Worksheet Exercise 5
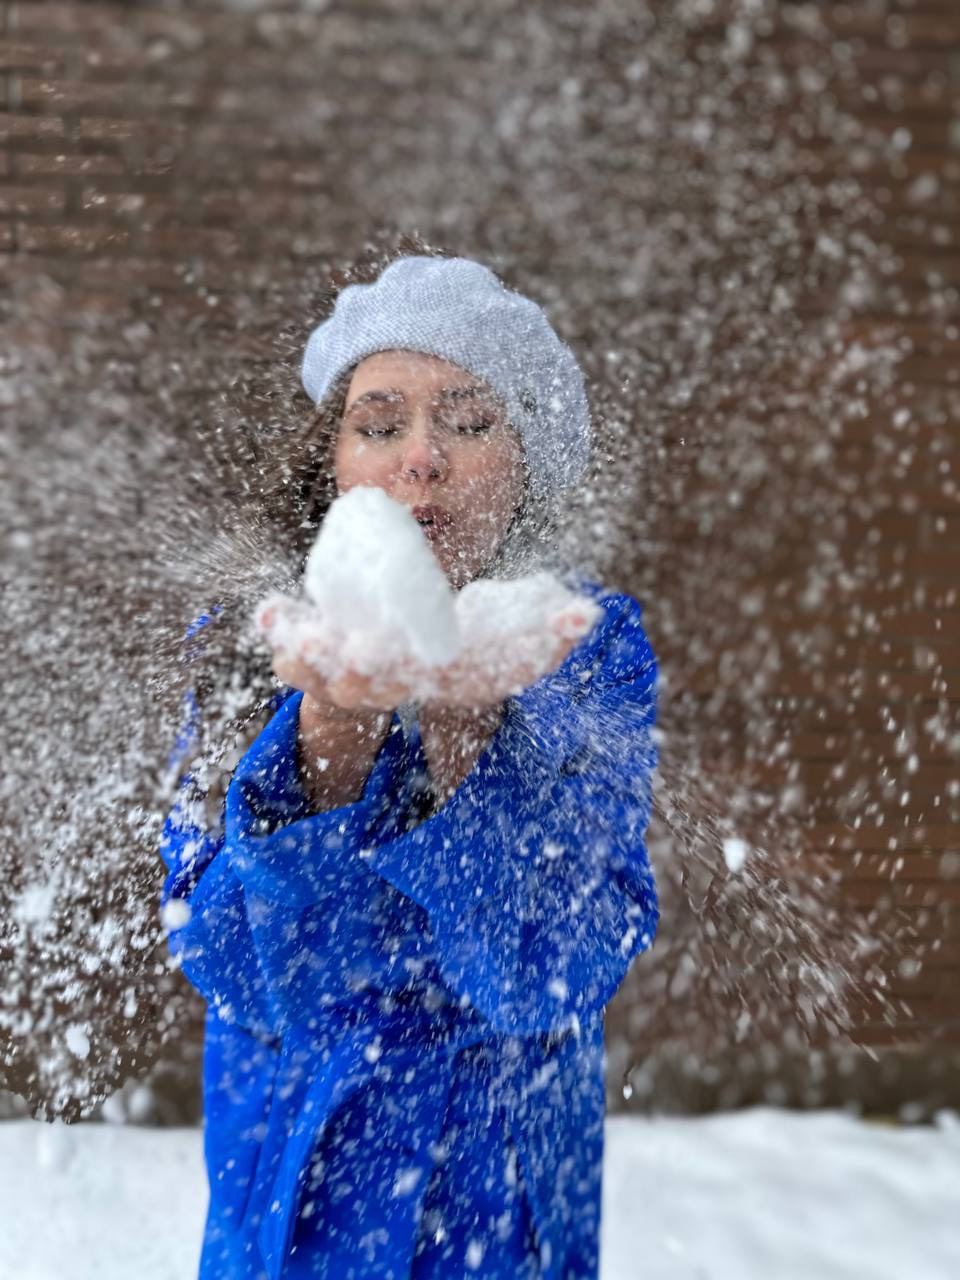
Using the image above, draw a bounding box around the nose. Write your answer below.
[400,422,448,483]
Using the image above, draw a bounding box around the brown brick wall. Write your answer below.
[2,0,958,1118]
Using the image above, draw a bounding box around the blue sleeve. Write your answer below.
[221,591,659,1038]
[158,608,287,1038]
[369,591,660,1035]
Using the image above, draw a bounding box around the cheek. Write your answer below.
[334,437,388,488]
[454,444,523,530]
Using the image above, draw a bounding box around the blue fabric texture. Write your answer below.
[160,580,659,1279]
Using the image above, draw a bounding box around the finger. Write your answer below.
[261,594,328,636]
[551,600,602,641]
[256,592,304,641]
[299,630,336,679]
[272,653,334,705]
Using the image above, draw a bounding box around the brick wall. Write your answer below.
[2,0,958,1117]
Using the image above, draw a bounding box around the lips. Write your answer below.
[412,505,452,535]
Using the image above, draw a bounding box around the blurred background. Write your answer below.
[1,0,958,1142]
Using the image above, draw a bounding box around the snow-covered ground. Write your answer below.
[4,1107,959,1279]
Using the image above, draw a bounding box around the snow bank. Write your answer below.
[3,1108,958,1279]
[602,1107,960,1280]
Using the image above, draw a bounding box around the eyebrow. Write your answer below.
[344,386,488,416]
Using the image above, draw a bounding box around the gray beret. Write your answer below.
[300,254,592,498]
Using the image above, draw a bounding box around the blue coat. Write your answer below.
[160,578,659,1280]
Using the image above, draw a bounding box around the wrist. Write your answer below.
[300,691,388,736]
[297,693,390,809]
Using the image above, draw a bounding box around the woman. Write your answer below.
[160,252,660,1279]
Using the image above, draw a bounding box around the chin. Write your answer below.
[440,556,475,592]
[431,534,495,591]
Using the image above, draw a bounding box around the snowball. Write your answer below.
[392,1167,423,1197]
[12,878,57,928]
[64,1024,90,1060]
[723,837,750,873]
[465,1240,486,1270]
[160,899,192,932]
[906,172,939,205]
[302,486,458,671]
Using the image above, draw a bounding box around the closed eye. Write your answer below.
[356,418,494,438]
[356,424,400,438]
[452,416,494,435]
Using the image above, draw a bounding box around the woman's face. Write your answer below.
[333,349,528,589]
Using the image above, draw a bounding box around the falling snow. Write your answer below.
[1,0,954,1146]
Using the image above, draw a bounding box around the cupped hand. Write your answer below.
[419,597,597,708]
[257,597,415,716]
[256,593,600,713]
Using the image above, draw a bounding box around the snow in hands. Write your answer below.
[254,486,602,705]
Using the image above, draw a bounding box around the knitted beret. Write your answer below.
[300,254,592,498]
